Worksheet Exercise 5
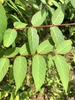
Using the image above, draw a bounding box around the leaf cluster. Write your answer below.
[0,0,75,99]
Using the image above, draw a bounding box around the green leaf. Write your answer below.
[46,5,54,15]
[10,93,14,100]
[52,5,64,24]
[9,14,20,22]
[65,0,69,4]
[14,22,27,29]
[13,56,27,92]
[28,28,39,54]
[55,40,72,54]
[52,0,59,7]
[19,43,30,55]
[71,0,75,8]
[41,0,46,4]
[0,0,4,4]
[50,26,64,46]
[37,39,53,54]
[53,55,69,93]
[3,29,17,47]
[31,9,46,26]
[32,55,46,91]
[0,92,8,99]
[4,47,19,57]
[0,58,10,82]
[0,3,7,42]
[60,0,64,4]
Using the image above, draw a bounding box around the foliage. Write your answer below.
[0,0,75,99]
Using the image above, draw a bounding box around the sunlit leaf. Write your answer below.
[55,40,72,54]
[32,55,46,91]
[0,0,4,3]
[10,93,14,100]
[37,39,53,54]
[31,9,46,26]
[15,94,19,100]
[41,0,46,4]
[71,0,75,8]
[52,0,59,7]
[0,3,7,42]
[52,5,64,24]
[19,43,30,55]
[14,22,27,29]
[13,56,27,92]
[0,58,10,82]
[53,55,69,93]
[28,28,39,54]
[50,26,64,46]
[3,29,17,47]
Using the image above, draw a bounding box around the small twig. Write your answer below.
[6,53,48,59]
[13,23,75,30]
[5,52,75,59]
